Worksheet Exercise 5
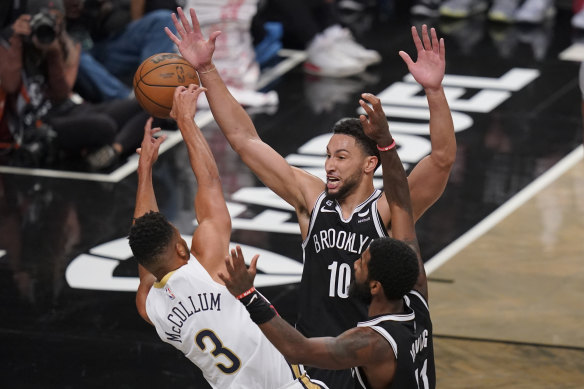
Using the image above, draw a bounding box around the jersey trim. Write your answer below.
[153,270,177,289]
[301,191,327,250]
[408,290,430,312]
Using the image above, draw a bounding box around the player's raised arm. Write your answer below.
[133,118,167,324]
[169,84,231,278]
[399,25,456,222]
[165,7,323,235]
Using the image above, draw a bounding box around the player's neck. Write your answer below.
[368,298,405,318]
[337,182,376,216]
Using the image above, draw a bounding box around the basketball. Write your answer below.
[133,53,200,119]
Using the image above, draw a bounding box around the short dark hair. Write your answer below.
[368,237,419,300]
[332,118,380,169]
[128,211,174,268]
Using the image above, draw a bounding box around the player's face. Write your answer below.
[325,134,366,199]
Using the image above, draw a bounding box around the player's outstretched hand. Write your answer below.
[137,117,166,167]
[359,93,393,147]
[218,245,259,297]
[398,24,445,92]
[165,7,220,72]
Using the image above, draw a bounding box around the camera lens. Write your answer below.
[30,11,57,44]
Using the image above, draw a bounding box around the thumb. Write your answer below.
[398,51,413,67]
[208,30,221,46]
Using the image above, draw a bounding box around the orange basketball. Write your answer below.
[133,53,200,119]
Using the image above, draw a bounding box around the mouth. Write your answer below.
[326,176,340,190]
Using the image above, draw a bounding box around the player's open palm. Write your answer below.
[165,7,220,71]
[399,25,445,91]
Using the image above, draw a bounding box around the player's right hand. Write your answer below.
[137,117,166,166]
[165,7,221,71]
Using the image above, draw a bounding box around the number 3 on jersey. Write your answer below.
[328,261,351,298]
[195,329,241,374]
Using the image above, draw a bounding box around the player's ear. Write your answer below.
[175,241,189,260]
[370,280,382,296]
[364,155,378,173]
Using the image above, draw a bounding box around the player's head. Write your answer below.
[350,237,419,304]
[128,211,190,275]
[326,118,380,200]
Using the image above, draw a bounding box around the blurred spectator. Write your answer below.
[255,0,381,77]
[0,0,148,169]
[572,0,584,29]
[183,0,279,107]
[65,0,178,102]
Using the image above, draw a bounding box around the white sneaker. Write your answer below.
[572,9,584,30]
[514,0,556,24]
[324,25,382,67]
[304,32,366,77]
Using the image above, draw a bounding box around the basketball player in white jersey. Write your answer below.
[166,7,453,388]
[219,127,434,388]
[129,84,321,389]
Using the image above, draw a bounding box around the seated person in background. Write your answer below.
[0,0,147,169]
[64,0,177,103]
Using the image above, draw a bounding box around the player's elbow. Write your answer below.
[431,147,456,171]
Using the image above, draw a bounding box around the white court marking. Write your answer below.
[425,146,584,275]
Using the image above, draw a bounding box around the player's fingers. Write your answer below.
[249,254,259,277]
[411,26,423,53]
[154,134,167,147]
[144,117,153,134]
[164,27,180,46]
[430,28,439,53]
[361,93,381,109]
[177,7,192,33]
[170,13,185,39]
[440,38,445,61]
[189,8,202,33]
[359,99,373,116]
[136,147,142,155]
[421,24,431,50]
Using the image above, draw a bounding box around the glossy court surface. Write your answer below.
[1,3,583,388]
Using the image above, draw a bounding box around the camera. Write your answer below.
[29,10,57,44]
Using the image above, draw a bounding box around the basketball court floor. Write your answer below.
[1,3,583,388]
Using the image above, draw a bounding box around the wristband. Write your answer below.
[198,65,217,74]
[376,139,396,152]
[236,286,255,300]
[239,290,277,324]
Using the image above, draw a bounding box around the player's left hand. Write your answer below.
[137,117,166,166]
[218,245,258,297]
[359,93,393,146]
[399,24,445,92]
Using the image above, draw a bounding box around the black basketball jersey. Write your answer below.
[296,190,388,389]
[352,290,435,389]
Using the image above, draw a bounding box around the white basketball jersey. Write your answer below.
[145,256,298,389]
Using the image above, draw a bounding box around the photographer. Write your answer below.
[0,0,148,169]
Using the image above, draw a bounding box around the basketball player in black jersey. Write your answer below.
[219,123,434,388]
[166,7,452,388]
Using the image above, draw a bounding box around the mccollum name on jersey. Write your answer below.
[164,292,222,343]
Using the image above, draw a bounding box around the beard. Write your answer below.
[349,279,372,305]
[326,171,360,200]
